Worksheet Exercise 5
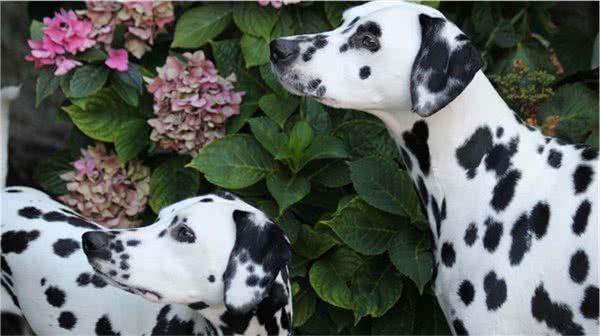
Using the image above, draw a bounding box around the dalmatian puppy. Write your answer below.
[270,1,598,335]
[1,187,292,335]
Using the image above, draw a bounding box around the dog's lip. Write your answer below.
[91,266,162,301]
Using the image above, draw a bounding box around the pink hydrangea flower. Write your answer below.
[145,51,244,156]
[59,143,150,228]
[55,56,82,75]
[258,0,301,8]
[105,48,128,71]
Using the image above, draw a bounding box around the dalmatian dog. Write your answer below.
[1,187,292,335]
[270,1,598,335]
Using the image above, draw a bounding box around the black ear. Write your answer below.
[223,210,291,313]
[410,14,482,117]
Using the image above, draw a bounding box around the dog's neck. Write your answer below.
[368,71,538,241]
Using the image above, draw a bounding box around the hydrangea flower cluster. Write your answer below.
[257,0,301,8]
[84,1,175,58]
[146,51,243,156]
[59,144,150,228]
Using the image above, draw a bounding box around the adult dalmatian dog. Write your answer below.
[1,187,292,335]
[270,1,598,335]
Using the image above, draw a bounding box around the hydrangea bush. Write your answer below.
[30,1,598,334]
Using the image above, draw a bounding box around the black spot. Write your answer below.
[572,200,591,235]
[537,145,544,154]
[114,240,124,253]
[529,202,550,239]
[58,311,77,330]
[1,257,12,276]
[483,271,507,311]
[18,207,42,219]
[188,301,208,310]
[455,127,493,178]
[158,229,167,238]
[53,239,80,258]
[45,286,66,307]
[573,165,593,194]
[531,284,584,335]
[483,218,502,253]
[544,149,562,169]
[246,275,259,286]
[121,274,129,279]
[485,144,512,177]
[453,319,469,335]
[1,230,40,254]
[43,211,68,222]
[491,169,521,211]
[402,121,431,175]
[95,315,120,335]
[496,127,504,138]
[308,79,321,91]
[302,46,316,62]
[400,148,413,170]
[581,146,598,161]
[40,278,46,286]
[151,305,195,335]
[464,223,478,246]
[417,176,428,207]
[66,216,100,230]
[120,261,129,271]
[208,275,215,283]
[109,270,117,277]
[120,254,129,260]
[313,38,327,49]
[199,198,213,203]
[92,274,107,288]
[431,197,442,236]
[441,242,455,267]
[1,279,20,308]
[580,286,599,320]
[569,250,589,284]
[77,273,91,286]
[339,43,349,52]
[5,188,22,193]
[316,86,326,97]
[359,66,371,79]
[509,214,531,265]
[458,280,475,306]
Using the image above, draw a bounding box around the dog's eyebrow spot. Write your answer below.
[359,66,371,79]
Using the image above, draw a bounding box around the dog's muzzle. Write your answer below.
[82,231,111,261]
[269,39,300,68]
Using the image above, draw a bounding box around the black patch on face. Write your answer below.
[302,46,316,62]
[339,43,349,53]
[120,261,129,271]
[441,242,455,267]
[359,66,371,79]
[316,86,326,97]
[546,149,562,168]
[1,257,12,276]
[402,121,431,176]
[109,270,117,276]
[126,240,140,247]
[580,285,599,320]
[482,218,502,253]
[246,275,259,286]
[76,273,91,286]
[483,271,507,311]
[152,305,195,335]
[66,216,100,230]
[456,127,493,179]
[569,250,589,284]
[113,240,124,253]
[41,278,46,286]
[18,206,42,219]
[121,274,130,280]
[458,280,475,306]
[573,165,593,194]
[45,286,66,307]
[58,311,77,330]
[529,202,550,239]
[1,230,40,254]
[491,169,521,212]
[417,176,428,207]
[496,127,504,138]
[581,146,598,161]
[464,223,478,246]
[188,301,208,310]
[572,200,591,235]
[509,214,531,266]
[120,254,129,260]
[313,38,327,49]
[43,211,68,222]
[158,229,167,238]
[95,315,120,335]
[537,145,544,154]
[53,238,80,258]
[208,275,215,283]
[453,319,469,335]
[531,284,584,335]
[199,198,213,203]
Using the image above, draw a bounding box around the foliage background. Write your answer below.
[17,1,599,334]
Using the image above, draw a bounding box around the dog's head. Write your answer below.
[270,1,482,116]
[82,191,291,316]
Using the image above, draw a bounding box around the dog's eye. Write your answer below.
[361,33,379,51]
[174,225,196,243]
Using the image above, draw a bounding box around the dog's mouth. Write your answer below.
[90,264,163,302]
[271,64,340,107]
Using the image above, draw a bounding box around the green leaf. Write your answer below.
[350,156,421,218]
[323,2,347,28]
[279,210,301,244]
[591,33,598,69]
[335,118,398,159]
[493,41,553,74]
[300,135,349,169]
[309,247,362,309]
[293,224,337,260]
[110,65,143,106]
[297,301,339,335]
[293,284,317,328]
[494,19,520,48]
[36,67,60,107]
[271,8,296,39]
[294,6,331,35]
[388,226,433,294]
[60,71,74,98]
[69,65,110,98]
[149,156,200,213]
[288,120,314,157]
[111,24,127,49]
[322,198,403,255]
[188,134,278,189]
[259,63,287,96]
[258,94,299,128]
[227,102,258,134]
[34,150,73,195]
[312,160,351,188]
[550,27,594,75]
[233,3,279,41]
[63,89,141,142]
[240,34,270,68]
[351,258,403,322]
[267,172,310,214]
[289,252,309,278]
[171,4,232,48]
[371,286,418,335]
[114,119,149,163]
[248,117,287,156]
[74,48,107,62]
[30,20,43,39]
[302,98,332,135]
[327,305,355,333]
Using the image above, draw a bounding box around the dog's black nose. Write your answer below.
[269,39,299,65]
[82,231,111,259]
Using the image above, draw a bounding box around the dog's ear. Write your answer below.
[223,210,291,313]
[410,14,483,117]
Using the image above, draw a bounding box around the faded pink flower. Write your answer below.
[59,143,150,228]
[105,48,128,71]
[55,57,82,76]
[145,51,244,156]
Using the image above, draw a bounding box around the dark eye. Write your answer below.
[361,33,379,51]
[174,225,196,243]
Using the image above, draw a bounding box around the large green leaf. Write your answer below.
[388,226,433,294]
[293,284,317,328]
[289,252,309,278]
[149,156,200,213]
[300,135,349,169]
[258,93,299,128]
[288,120,314,157]
[74,48,107,63]
[312,160,351,188]
[35,67,60,107]
[188,134,278,189]
[33,150,73,195]
[309,247,363,309]
[350,156,421,218]
[302,98,332,135]
[550,27,594,75]
[69,65,110,98]
[293,224,338,260]
[323,198,403,255]
[248,116,287,156]
[323,2,348,28]
[171,4,232,48]
[334,118,398,159]
[233,3,279,41]
[110,66,143,107]
[240,34,270,68]
[259,63,287,97]
[114,119,149,163]
[371,286,418,335]
[351,258,403,322]
[227,102,258,134]
[267,172,310,214]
